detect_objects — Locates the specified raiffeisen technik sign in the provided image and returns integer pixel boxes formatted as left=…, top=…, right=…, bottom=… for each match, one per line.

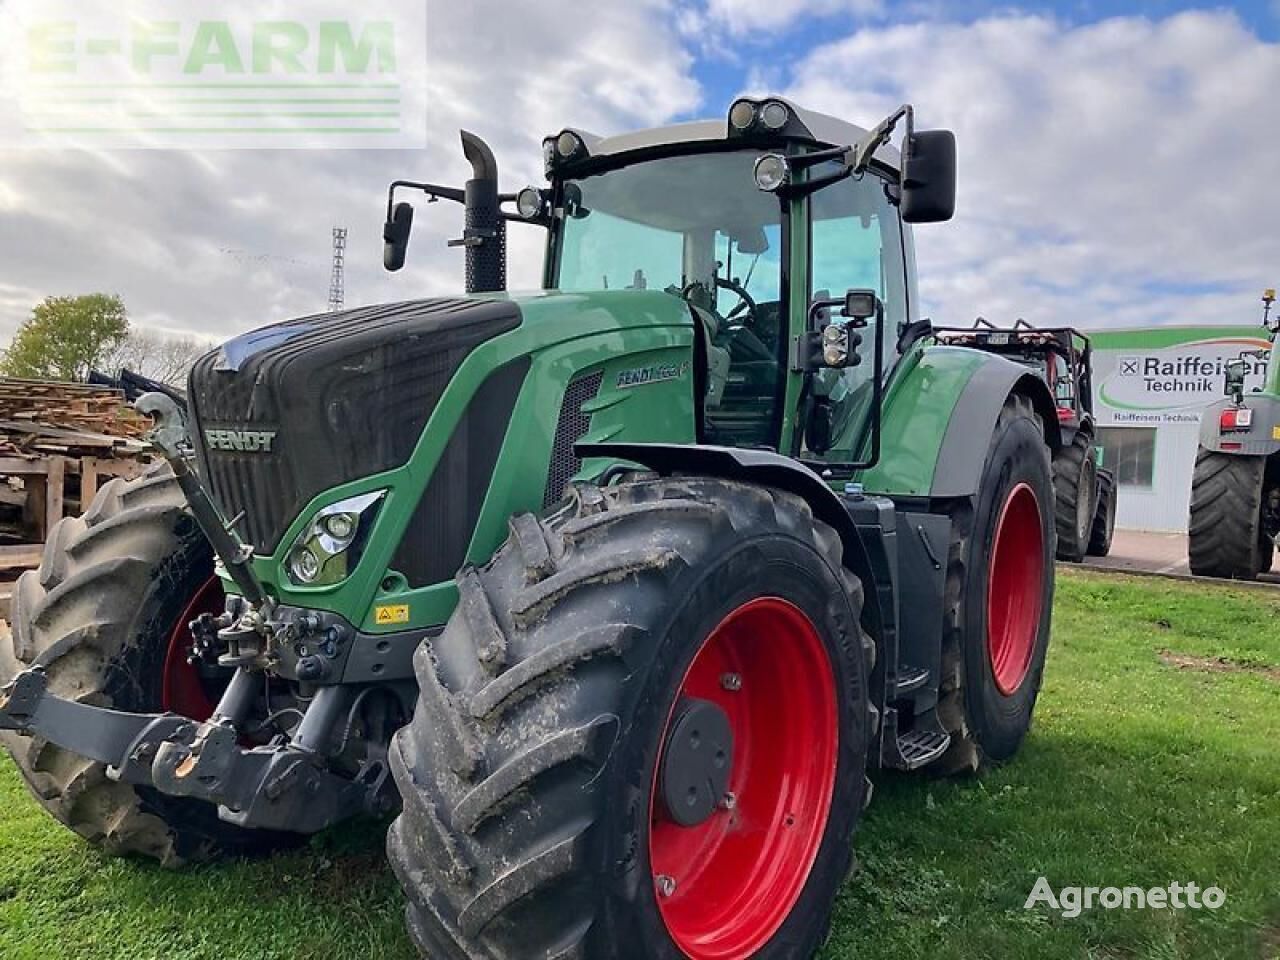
left=1095, top=333, right=1272, bottom=424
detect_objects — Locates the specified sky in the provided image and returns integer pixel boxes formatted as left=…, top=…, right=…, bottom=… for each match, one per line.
left=0, top=0, right=1278, bottom=342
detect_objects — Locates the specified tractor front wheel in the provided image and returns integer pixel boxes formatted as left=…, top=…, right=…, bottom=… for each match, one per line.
left=387, top=476, right=874, bottom=960
left=0, top=463, right=292, bottom=865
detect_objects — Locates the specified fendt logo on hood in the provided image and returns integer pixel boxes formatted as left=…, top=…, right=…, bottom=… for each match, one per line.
left=204, top=428, right=278, bottom=453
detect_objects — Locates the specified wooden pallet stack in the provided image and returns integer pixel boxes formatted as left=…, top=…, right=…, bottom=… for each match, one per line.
left=0, top=378, right=159, bottom=613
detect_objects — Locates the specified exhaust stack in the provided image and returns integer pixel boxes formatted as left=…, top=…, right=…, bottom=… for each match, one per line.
left=460, top=131, right=506, bottom=293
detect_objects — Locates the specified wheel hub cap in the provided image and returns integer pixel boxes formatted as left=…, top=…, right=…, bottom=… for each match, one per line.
left=660, top=698, right=735, bottom=828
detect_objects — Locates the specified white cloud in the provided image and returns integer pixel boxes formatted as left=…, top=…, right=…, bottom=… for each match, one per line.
left=778, top=10, right=1280, bottom=329
left=2, top=4, right=1276, bottom=348
left=703, top=0, right=884, bottom=34
left=0, top=0, right=701, bottom=340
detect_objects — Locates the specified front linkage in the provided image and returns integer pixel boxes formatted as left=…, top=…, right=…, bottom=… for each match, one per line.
left=0, top=394, right=399, bottom=834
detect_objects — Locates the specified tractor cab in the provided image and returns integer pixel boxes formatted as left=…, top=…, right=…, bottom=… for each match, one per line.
left=385, top=97, right=957, bottom=471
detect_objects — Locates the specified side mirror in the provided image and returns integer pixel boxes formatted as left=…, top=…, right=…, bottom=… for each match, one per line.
left=383, top=201, right=414, bottom=272
left=901, top=129, right=956, bottom=223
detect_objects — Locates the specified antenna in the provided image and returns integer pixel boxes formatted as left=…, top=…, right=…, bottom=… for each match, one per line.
left=328, top=227, right=348, bottom=312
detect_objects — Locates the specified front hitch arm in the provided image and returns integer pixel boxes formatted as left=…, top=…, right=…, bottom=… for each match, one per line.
left=0, top=668, right=183, bottom=767
left=135, top=392, right=267, bottom=607
left=0, top=668, right=389, bottom=833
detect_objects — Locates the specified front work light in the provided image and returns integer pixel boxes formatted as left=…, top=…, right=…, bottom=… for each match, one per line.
left=286, top=490, right=385, bottom=586
left=516, top=186, right=546, bottom=220
left=729, top=99, right=758, bottom=130
left=754, top=153, right=790, bottom=192
left=760, top=100, right=790, bottom=130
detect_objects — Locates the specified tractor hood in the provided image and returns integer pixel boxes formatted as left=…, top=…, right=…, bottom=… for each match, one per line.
left=187, top=297, right=521, bottom=554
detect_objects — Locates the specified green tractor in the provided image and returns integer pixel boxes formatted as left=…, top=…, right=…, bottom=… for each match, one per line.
left=0, top=98, right=1062, bottom=959
left=1189, top=289, right=1280, bottom=580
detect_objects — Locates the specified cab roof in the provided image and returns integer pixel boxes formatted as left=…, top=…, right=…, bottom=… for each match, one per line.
left=551, top=97, right=901, bottom=176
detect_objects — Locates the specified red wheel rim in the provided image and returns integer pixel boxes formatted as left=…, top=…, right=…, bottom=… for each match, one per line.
left=161, top=576, right=223, bottom=720
left=986, top=483, right=1045, bottom=695
left=649, top=597, right=838, bottom=959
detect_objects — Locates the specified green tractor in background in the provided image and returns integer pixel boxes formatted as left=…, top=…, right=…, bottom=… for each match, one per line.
left=1189, top=289, right=1280, bottom=580
left=0, top=98, right=1062, bottom=959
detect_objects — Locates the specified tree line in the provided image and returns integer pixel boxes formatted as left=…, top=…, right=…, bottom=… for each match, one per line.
left=0, top=294, right=211, bottom=386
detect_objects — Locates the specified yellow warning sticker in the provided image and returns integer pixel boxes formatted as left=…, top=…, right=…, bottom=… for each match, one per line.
left=1273, top=425, right=1280, bottom=440
left=375, top=604, right=410, bottom=625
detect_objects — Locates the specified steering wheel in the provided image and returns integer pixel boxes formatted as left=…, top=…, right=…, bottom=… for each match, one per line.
left=683, top=277, right=760, bottom=327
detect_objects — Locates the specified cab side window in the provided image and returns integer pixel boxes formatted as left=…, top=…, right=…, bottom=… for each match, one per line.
left=804, top=172, right=909, bottom=461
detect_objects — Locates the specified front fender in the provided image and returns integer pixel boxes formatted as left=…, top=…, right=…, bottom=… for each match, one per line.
left=576, top=441, right=875, bottom=588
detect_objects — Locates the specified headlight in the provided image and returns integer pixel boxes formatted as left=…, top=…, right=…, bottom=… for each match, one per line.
left=286, top=490, right=385, bottom=586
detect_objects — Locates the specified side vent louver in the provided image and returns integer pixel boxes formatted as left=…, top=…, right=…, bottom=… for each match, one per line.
left=543, top=371, right=604, bottom=508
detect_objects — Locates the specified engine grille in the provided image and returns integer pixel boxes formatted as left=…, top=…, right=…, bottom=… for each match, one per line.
left=543, top=371, right=604, bottom=508
left=187, top=298, right=521, bottom=554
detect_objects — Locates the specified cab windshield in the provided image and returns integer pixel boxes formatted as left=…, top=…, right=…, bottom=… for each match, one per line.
left=554, top=150, right=786, bottom=446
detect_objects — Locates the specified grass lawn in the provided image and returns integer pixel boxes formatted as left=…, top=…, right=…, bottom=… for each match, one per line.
left=1, top=568, right=1277, bottom=960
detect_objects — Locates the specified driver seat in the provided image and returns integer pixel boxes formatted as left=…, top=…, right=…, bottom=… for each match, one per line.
left=690, top=304, right=731, bottom=409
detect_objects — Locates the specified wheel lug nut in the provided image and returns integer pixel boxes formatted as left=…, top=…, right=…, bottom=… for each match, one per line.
left=720, top=792, right=737, bottom=811
left=656, top=874, right=677, bottom=897
left=720, top=672, right=742, bottom=691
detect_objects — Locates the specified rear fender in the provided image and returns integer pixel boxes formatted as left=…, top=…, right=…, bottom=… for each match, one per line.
left=861, top=346, right=1060, bottom=500
left=1198, top=395, right=1280, bottom=456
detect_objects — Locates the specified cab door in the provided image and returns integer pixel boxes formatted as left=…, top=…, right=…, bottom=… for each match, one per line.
left=795, top=169, right=911, bottom=463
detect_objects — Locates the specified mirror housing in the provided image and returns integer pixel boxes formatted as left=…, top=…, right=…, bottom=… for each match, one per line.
left=901, top=129, right=956, bottom=223
left=383, top=201, right=414, bottom=272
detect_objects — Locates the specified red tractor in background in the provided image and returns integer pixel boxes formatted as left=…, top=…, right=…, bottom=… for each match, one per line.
left=934, top=320, right=1116, bottom=560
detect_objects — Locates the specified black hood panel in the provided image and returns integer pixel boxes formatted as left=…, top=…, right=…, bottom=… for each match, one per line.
left=188, top=297, right=521, bottom=553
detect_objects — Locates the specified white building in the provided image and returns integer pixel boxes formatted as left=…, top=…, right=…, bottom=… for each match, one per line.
left=1087, top=325, right=1273, bottom=532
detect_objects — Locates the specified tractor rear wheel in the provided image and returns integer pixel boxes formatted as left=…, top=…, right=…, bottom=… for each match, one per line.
left=387, top=476, right=874, bottom=960
left=1087, top=469, right=1117, bottom=557
left=0, top=463, right=290, bottom=865
left=1053, top=428, right=1096, bottom=562
left=934, top=393, right=1055, bottom=773
left=1188, top=450, right=1269, bottom=580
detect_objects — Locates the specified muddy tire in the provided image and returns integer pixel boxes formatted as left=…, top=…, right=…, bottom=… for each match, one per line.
left=0, top=463, right=289, bottom=865
left=1188, top=450, right=1269, bottom=580
left=387, top=475, right=874, bottom=959
left=932, top=393, right=1055, bottom=774
left=1086, top=469, right=1117, bottom=558
left=1052, top=428, right=1096, bottom=562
